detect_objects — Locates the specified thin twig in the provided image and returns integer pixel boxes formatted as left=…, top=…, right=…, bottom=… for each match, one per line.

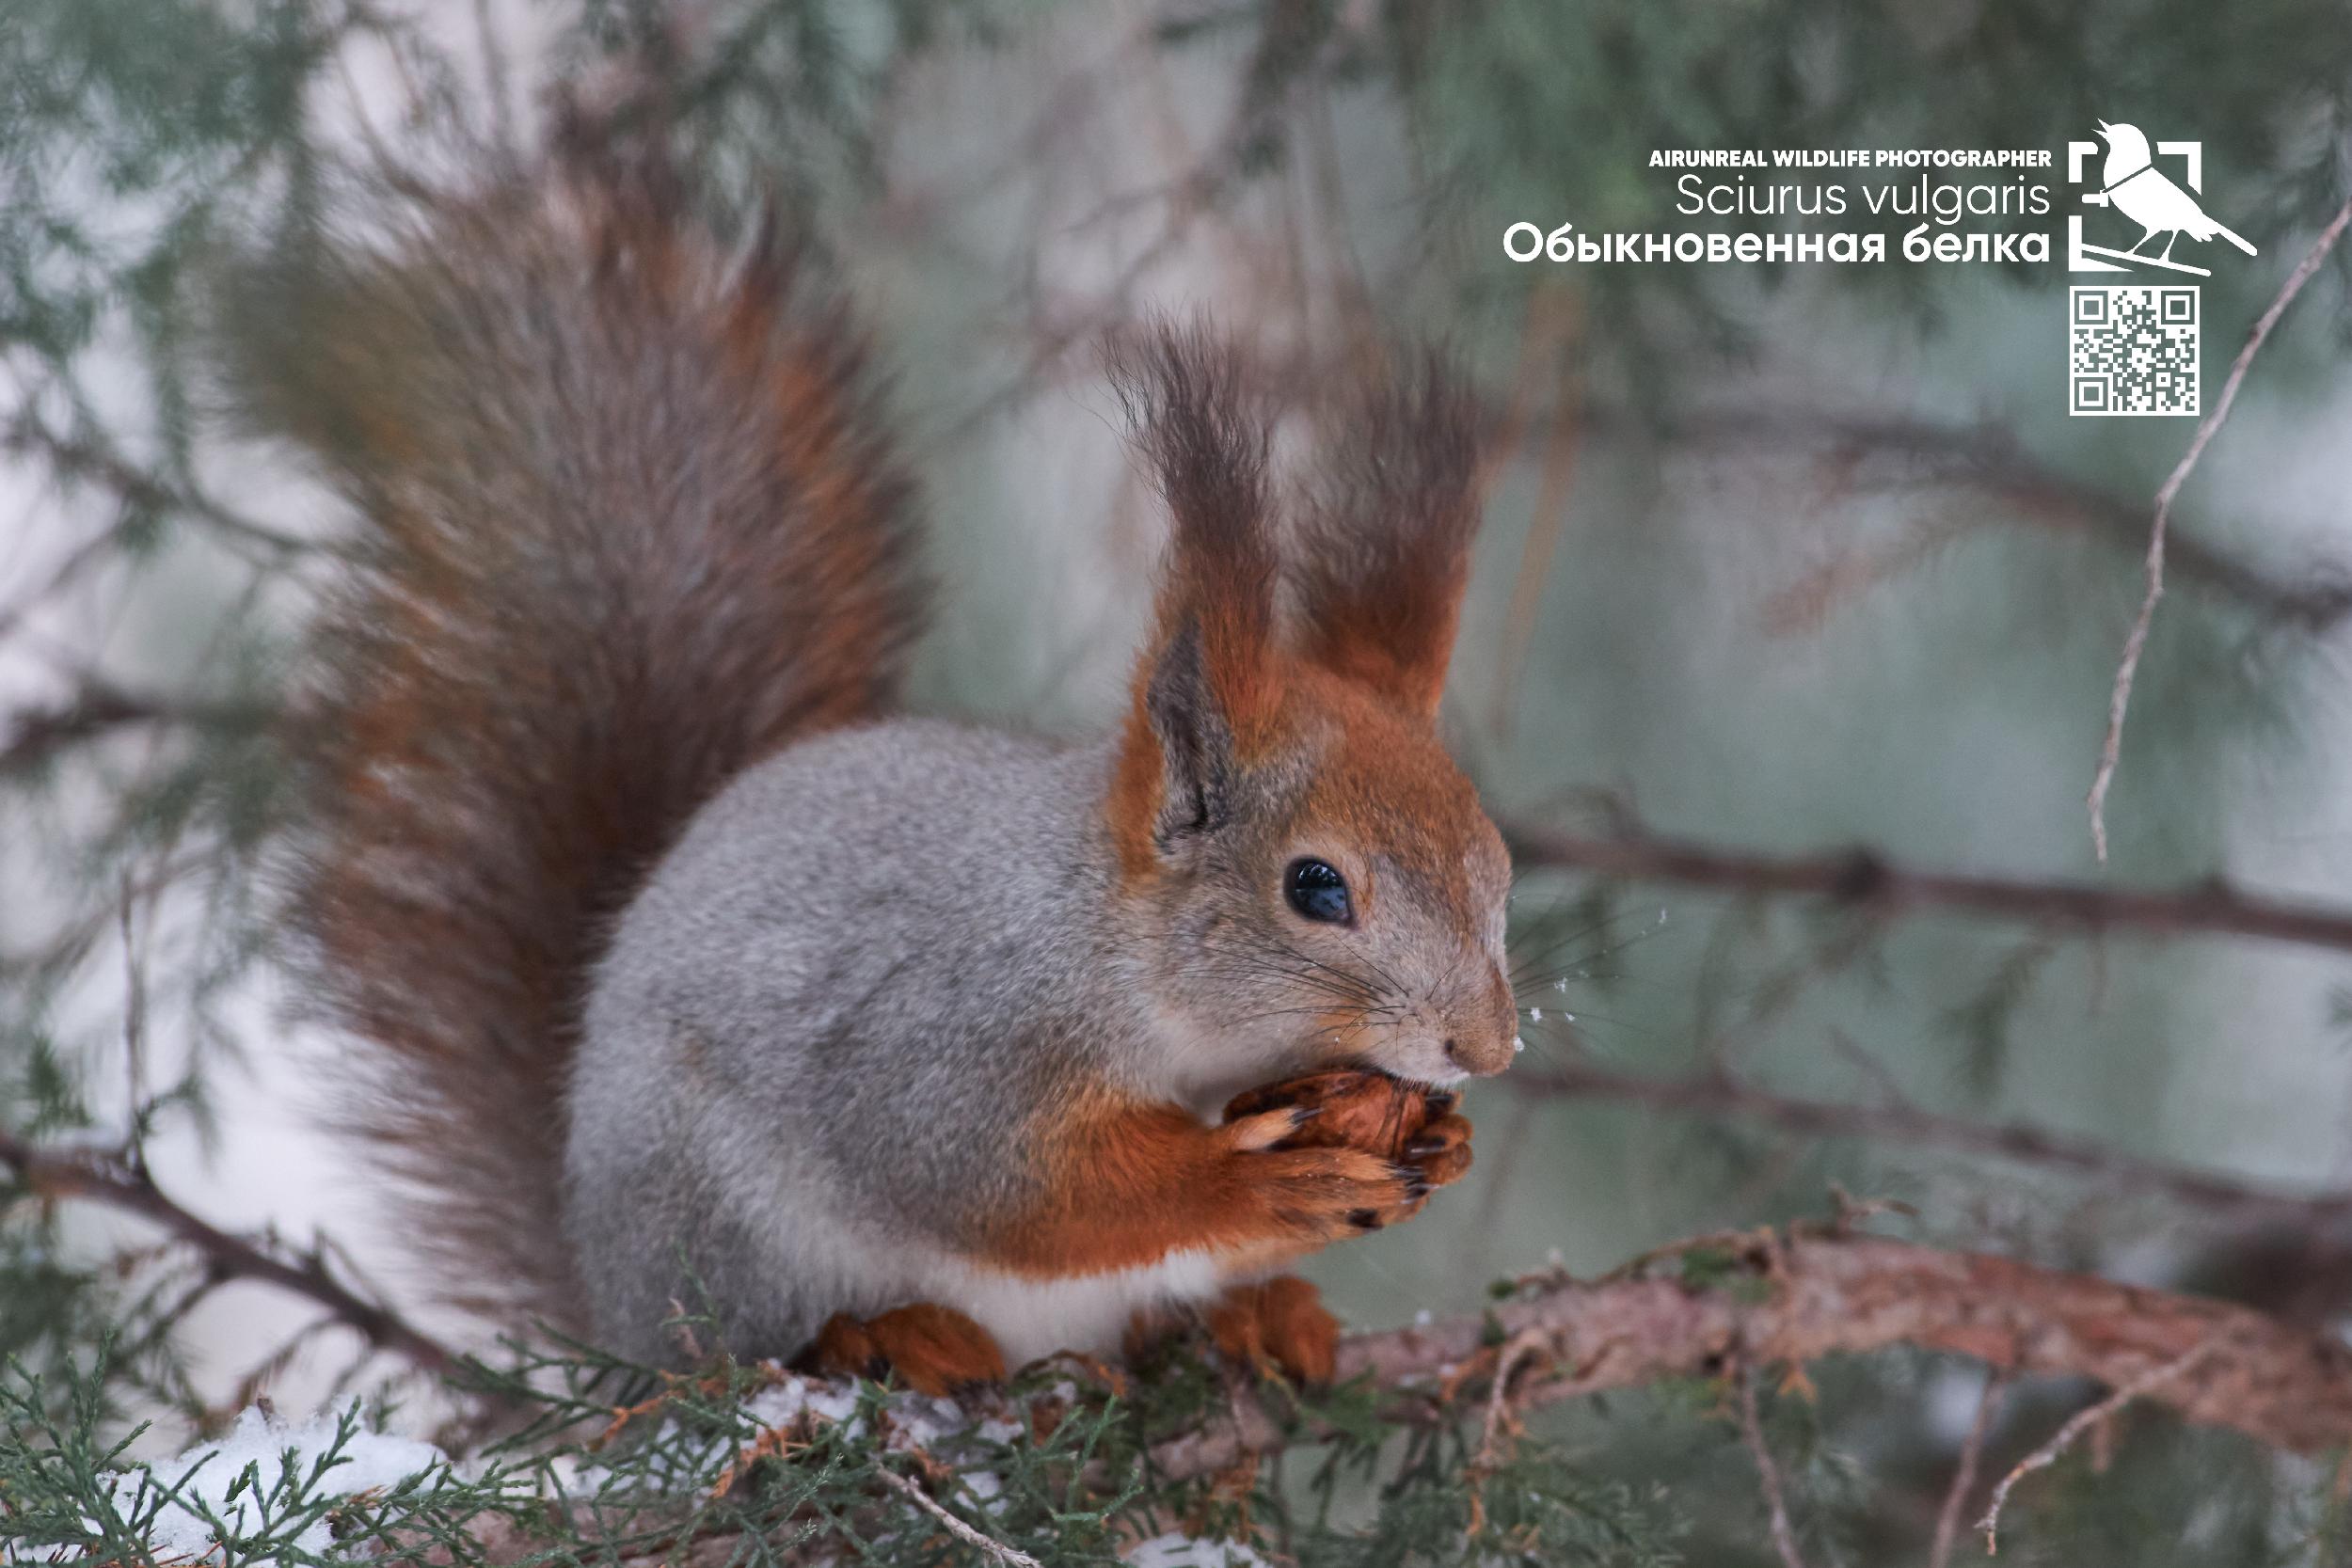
left=0, top=849, right=219, bottom=979
left=0, top=1129, right=455, bottom=1374
left=0, top=518, right=131, bottom=646
left=1549, top=402, right=2352, bottom=631
left=1977, top=1339, right=2217, bottom=1554
left=1474, top=1326, right=1552, bottom=1471
left=1736, top=1359, right=1809, bottom=1568
left=1512, top=1057, right=2352, bottom=1231
left=1457, top=1325, right=1555, bottom=1543
left=1762, top=511, right=1977, bottom=639
left=874, top=1465, right=1044, bottom=1568
left=117, top=872, right=151, bottom=1169
left=1928, top=1370, right=2008, bottom=1568
left=5, top=416, right=318, bottom=559
left=0, top=682, right=276, bottom=775
left=2087, top=194, right=2352, bottom=860
left=1505, top=819, right=2352, bottom=956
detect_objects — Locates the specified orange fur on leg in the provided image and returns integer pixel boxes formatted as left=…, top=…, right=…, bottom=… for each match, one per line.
left=1206, top=1275, right=1340, bottom=1385
left=806, top=1303, right=1006, bottom=1396
left=979, top=1090, right=1417, bottom=1278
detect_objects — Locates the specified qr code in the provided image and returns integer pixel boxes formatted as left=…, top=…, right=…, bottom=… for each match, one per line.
left=2070, top=286, right=2199, bottom=416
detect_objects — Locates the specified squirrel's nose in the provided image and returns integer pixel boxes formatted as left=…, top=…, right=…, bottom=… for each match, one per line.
left=1443, top=1033, right=1515, bottom=1077
left=1440, top=965, right=1520, bottom=1077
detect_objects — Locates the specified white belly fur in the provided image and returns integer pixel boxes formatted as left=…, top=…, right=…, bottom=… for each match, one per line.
left=915, top=1248, right=1233, bottom=1367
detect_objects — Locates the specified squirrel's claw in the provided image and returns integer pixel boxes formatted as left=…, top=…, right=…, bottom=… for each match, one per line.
left=1399, top=1112, right=1474, bottom=1190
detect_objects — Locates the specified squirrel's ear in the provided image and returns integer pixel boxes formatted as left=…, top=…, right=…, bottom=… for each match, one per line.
left=1105, top=323, right=1281, bottom=876
left=1295, top=352, right=1482, bottom=721
left=1136, top=616, right=1237, bottom=843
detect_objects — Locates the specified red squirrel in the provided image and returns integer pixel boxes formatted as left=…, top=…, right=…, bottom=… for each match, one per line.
left=266, top=151, right=1517, bottom=1397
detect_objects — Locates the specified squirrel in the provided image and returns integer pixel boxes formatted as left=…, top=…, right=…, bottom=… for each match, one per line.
left=255, top=151, right=1518, bottom=1397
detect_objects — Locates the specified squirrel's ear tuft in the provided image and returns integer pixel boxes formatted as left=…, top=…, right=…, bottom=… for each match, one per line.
left=1105, top=323, right=1281, bottom=875
left=1295, top=351, right=1482, bottom=721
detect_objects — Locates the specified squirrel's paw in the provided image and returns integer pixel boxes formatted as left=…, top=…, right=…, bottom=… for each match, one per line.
left=805, top=1303, right=1006, bottom=1397
left=1217, top=1130, right=1423, bottom=1240
left=1223, top=1069, right=1472, bottom=1212
left=1205, top=1275, right=1340, bottom=1385
left=1224, top=1068, right=1439, bottom=1158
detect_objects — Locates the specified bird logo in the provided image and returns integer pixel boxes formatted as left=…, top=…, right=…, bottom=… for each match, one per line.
left=2071, top=121, right=2255, bottom=276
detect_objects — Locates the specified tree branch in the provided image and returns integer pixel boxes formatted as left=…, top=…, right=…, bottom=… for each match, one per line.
left=1512, top=1058, right=2352, bottom=1231
left=0, top=1129, right=455, bottom=1375
left=0, top=683, right=276, bottom=776
left=1505, top=820, right=2352, bottom=956
left=2088, top=193, right=2352, bottom=861
left=3, top=415, right=318, bottom=559
left=422, top=1227, right=2352, bottom=1565
left=1564, top=403, right=2352, bottom=631
left=1155, top=1227, right=2352, bottom=1485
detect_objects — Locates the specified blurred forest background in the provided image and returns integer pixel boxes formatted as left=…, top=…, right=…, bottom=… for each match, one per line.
left=9, top=0, right=2352, bottom=1563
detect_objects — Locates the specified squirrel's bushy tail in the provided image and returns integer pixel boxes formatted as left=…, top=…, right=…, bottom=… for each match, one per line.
left=252, top=165, right=924, bottom=1327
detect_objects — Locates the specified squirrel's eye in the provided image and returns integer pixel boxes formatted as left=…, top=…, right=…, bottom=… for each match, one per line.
left=1284, top=858, right=1353, bottom=925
